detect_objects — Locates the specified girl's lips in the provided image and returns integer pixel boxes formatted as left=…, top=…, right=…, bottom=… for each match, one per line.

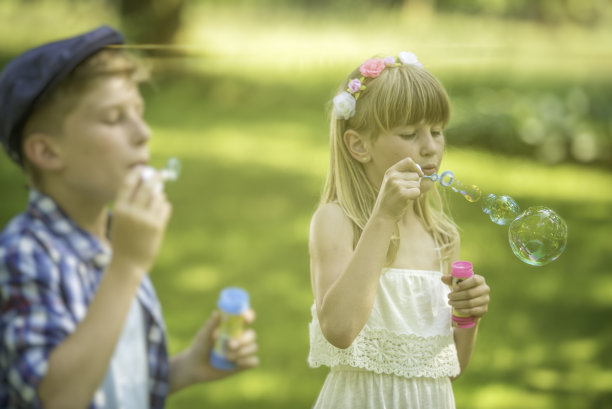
left=422, top=167, right=437, bottom=176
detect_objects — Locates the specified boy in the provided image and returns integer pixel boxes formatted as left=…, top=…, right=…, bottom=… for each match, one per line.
left=0, top=26, right=258, bottom=409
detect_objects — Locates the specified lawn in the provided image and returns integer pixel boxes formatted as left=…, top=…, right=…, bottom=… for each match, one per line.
left=1, top=2, right=611, bottom=408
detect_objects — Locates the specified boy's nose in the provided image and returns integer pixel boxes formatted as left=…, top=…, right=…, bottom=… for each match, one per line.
left=132, top=116, right=152, bottom=145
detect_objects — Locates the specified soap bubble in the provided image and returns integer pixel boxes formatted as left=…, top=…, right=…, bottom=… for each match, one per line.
left=509, top=206, right=568, bottom=266
left=481, top=193, right=496, bottom=215
left=449, top=179, right=482, bottom=203
left=160, top=157, right=181, bottom=182
left=486, top=195, right=520, bottom=225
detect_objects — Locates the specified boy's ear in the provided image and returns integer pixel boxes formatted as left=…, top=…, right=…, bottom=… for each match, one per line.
left=22, top=133, right=64, bottom=171
left=343, top=129, right=371, bottom=163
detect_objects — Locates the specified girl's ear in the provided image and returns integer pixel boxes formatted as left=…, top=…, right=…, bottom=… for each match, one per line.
left=22, top=133, right=64, bottom=171
left=343, top=129, right=371, bottom=163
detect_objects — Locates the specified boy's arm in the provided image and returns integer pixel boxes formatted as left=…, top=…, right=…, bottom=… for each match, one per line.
left=37, top=170, right=171, bottom=409
left=168, top=310, right=259, bottom=393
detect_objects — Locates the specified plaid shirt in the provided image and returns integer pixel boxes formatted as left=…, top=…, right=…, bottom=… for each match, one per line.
left=0, top=189, right=169, bottom=408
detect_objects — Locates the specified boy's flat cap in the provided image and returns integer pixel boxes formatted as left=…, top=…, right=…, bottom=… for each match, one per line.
left=0, top=26, right=124, bottom=165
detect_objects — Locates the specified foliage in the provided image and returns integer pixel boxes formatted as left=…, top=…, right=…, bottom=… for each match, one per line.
left=1, top=3, right=611, bottom=409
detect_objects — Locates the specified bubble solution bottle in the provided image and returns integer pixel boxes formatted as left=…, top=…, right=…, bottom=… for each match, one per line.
left=451, top=261, right=476, bottom=329
left=210, top=287, right=250, bottom=371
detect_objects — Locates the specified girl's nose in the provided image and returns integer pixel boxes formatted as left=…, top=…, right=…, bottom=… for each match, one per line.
left=420, top=131, right=437, bottom=155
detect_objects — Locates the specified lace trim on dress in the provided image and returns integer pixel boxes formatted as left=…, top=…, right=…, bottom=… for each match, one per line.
left=309, top=325, right=461, bottom=379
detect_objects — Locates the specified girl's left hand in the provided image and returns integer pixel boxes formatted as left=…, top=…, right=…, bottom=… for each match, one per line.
left=442, top=274, right=490, bottom=319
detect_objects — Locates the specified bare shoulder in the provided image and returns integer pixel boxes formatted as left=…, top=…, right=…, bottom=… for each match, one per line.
left=309, top=203, right=353, bottom=251
left=311, top=203, right=352, bottom=235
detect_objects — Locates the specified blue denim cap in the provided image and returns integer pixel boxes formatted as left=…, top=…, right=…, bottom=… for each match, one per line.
left=0, top=26, right=124, bottom=165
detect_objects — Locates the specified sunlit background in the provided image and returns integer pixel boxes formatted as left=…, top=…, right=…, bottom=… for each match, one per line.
left=1, top=0, right=611, bottom=408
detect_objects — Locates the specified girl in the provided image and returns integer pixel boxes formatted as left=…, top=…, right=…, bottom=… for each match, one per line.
left=308, top=52, right=491, bottom=408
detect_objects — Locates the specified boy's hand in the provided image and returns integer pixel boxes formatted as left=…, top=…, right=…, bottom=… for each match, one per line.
left=110, top=167, right=172, bottom=276
left=186, top=309, right=259, bottom=383
left=442, top=274, right=490, bottom=319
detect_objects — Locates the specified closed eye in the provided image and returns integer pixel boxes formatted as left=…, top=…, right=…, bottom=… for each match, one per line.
left=400, top=133, right=417, bottom=139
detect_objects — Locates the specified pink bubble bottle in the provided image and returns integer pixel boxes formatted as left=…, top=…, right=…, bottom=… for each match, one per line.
left=451, top=261, right=476, bottom=329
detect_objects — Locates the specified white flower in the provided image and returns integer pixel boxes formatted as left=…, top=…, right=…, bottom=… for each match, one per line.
left=333, top=91, right=356, bottom=120
left=398, top=51, right=422, bottom=67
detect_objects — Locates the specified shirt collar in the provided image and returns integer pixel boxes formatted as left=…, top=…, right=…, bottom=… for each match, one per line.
left=27, top=188, right=111, bottom=268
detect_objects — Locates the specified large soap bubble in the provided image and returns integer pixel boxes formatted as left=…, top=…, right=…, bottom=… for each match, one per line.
left=508, top=206, right=568, bottom=266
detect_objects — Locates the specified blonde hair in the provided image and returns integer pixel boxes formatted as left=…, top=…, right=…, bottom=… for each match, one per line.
left=321, top=59, right=459, bottom=272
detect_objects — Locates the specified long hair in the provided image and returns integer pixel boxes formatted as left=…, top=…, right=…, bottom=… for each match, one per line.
left=321, top=60, right=459, bottom=272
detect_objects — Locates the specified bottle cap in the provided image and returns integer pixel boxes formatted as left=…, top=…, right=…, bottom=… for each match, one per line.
left=217, top=287, right=250, bottom=315
left=451, top=261, right=474, bottom=278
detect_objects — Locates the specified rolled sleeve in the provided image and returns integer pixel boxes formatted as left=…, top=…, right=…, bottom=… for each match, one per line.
left=0, top=236, right=76, bottom=407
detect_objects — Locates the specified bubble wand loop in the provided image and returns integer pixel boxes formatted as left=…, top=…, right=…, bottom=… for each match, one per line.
left=421, top=170, right=568, bottom=267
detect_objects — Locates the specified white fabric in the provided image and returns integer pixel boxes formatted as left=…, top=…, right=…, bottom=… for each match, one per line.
left=309, top=268, right=460, bottom=408
left=313, top=366, right=455, bottom=409
left=101, top=298, right=149, bottom=409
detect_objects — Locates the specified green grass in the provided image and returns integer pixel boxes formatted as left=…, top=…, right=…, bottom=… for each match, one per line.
left=1, top=3, right=612, bottom=409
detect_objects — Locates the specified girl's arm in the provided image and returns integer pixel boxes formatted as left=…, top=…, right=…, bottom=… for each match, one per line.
left=310, top=158, right=424, bottom=349
left=310, top=203, right=397, bottom=349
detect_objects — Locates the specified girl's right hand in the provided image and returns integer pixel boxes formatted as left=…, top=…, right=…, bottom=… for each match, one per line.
left=372, top=157, right=424, bottom=222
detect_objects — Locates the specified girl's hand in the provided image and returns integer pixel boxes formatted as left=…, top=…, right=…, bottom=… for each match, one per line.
left=372, top=157, right=424, bottom=222
left=442, top=274, right=491, bottom=319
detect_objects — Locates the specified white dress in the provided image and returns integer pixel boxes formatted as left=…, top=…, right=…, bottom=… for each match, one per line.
left=309, top=268, right=461, bottom=408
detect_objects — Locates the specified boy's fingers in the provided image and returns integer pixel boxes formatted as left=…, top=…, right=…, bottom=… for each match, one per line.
left=133, top=172, right=163, bottom=208
left=229, top=329, right=257, bottom=350
left=235, top=355, right=260, bottom=369
left=242, top=309, right=256, bottom=324
left=116, top=167, right=142, bottom=204
left=201, top=311, right=221, bottom=339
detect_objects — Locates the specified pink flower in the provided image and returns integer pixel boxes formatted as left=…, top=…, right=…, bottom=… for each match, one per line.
left=348, top=78, right=362, bottom=94
left=359, top=58, right=386, bottom=78
left=383, top=56, right=396, bottom=66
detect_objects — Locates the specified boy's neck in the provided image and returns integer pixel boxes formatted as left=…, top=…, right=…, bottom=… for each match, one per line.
left=39, top=185, right=110, bottom=244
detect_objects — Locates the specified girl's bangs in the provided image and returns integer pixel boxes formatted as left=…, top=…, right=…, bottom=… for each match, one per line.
left=372, top=68, right=450, bottom=133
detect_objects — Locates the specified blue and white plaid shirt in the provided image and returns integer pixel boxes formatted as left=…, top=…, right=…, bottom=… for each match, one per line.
left=0, top=189, right=169, bottom=408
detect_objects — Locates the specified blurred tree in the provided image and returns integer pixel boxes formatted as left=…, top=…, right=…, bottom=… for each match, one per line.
left=114, top=0, right=184, bottom=43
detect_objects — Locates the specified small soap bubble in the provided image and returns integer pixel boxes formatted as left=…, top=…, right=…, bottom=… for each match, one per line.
left=462, top=185, right=482, bottom=203
left=509, top=206, right=568, bottom=266
left=481, top=193, right=496, bottom=215
left=450, top=180, right=482, bottom=203
left=160, top=157, right=181, bottom=182
left=488, top=195, right=520, bottom=225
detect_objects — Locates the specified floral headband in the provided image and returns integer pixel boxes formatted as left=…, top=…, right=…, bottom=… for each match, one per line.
left=333, top=51, right=423, bottom=120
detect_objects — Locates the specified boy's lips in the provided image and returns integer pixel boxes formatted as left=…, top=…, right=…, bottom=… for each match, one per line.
left=129, top=160, right=149, bottom=169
